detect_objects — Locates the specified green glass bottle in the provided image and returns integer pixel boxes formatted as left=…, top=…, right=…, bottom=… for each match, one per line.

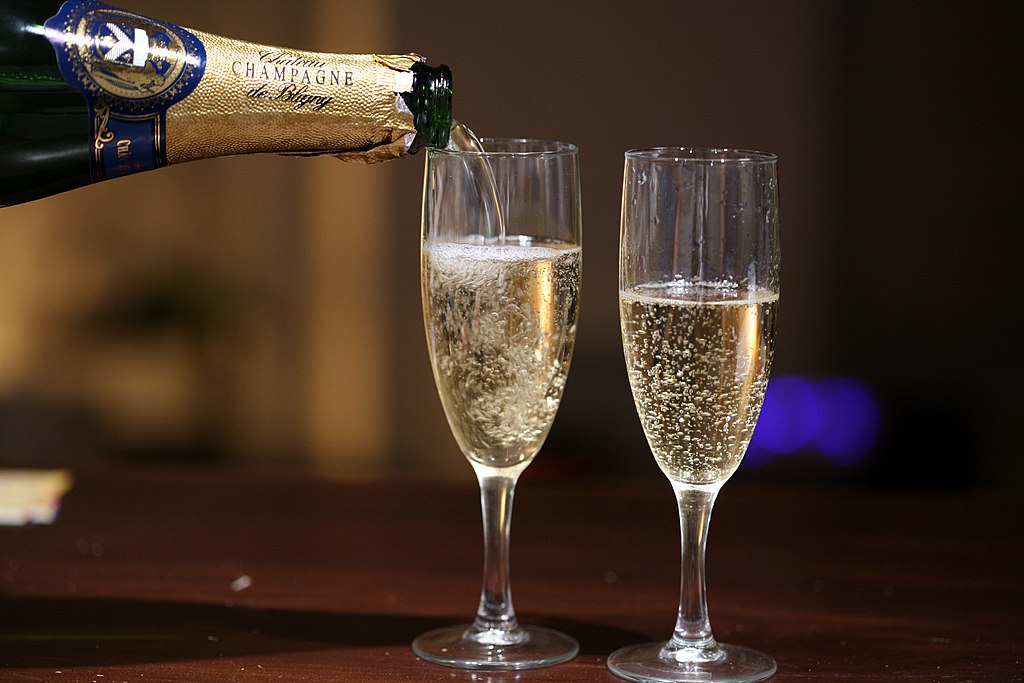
left=0, top=0, right=452, bottom=207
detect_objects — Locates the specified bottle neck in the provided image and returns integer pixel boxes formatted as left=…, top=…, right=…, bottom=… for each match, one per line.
left=403, top=61, right=452, bottom=153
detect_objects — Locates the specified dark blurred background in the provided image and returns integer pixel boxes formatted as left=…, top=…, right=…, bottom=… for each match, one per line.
left=1, top=1, right=1020, bottom=488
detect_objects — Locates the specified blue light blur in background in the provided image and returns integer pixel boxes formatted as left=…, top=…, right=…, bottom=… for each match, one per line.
left=745, top=376, right=881, bottom=468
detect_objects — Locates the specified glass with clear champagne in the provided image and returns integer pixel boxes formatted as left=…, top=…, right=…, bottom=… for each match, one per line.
left=413, top=138, right=582, bottom=670
left=609, top=148, right=780, bottom=683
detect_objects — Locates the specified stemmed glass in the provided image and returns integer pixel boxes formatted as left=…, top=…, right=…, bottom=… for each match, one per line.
left=609, top=148, right=780, bottom=683
left=413, top=138, right=582, bottom=670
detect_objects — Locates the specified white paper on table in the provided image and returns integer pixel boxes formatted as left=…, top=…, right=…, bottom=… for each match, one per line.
left=0, top=469, right=74, bottom=526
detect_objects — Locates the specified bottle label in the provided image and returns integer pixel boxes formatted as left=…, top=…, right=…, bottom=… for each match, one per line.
left=44, top=1, right=206, bottom=181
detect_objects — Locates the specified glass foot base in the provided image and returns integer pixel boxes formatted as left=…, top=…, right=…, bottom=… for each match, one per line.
left=413, top=624, right=579, bottom=670
left=607, top=641, right=776, bottom=683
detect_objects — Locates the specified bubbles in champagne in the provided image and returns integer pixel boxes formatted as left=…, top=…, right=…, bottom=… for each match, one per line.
left=424, top=240, right=580, bottom=468
left=620, top=283, right=778, bottom=485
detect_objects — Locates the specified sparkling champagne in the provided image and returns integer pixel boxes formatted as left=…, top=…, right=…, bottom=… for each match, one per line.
left=620, top=283, right=777, bottom=485
left=423, top=239, right=581, bottom=468
left=443, top=121, right=506, bottom=239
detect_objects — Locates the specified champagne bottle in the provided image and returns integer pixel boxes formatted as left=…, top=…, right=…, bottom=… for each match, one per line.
left=0, top=0, right=452, bottom=207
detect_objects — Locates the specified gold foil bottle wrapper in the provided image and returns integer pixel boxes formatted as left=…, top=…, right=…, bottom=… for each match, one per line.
left=165, top=30, right=421, bottom=164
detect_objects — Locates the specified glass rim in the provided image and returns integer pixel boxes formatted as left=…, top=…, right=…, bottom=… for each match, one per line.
left=429, top=137, right=578, bottom=158
left=625, top=147, right=777, bottom=164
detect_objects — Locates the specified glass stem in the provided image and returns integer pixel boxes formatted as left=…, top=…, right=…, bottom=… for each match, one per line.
left=668, top=483, right=722, bottom=654
left=471, top=466, right=524, bottom=640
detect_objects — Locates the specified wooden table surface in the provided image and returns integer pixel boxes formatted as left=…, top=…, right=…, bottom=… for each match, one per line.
left=1, top=464, right=1021, bottom=682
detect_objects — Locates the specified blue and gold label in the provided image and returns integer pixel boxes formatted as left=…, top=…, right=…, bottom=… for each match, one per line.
left=44, top=1, right=206, bottom=181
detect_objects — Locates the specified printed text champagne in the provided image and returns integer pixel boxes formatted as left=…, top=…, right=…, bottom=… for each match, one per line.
left=0, top=0, right=452, bottom=206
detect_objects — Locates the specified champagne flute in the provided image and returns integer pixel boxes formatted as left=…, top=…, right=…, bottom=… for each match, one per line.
left=413, top=138, right=582, bottom=670
left=609, top=148, right=780, bottom=683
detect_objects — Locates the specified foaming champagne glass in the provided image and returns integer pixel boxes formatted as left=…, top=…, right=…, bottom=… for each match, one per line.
left=609, top=148, right=780, bottom=683
left=413, top=138, right=582, bottom=670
